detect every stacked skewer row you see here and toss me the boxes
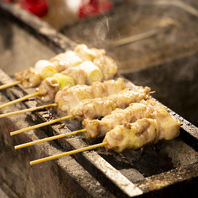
[0,44,181,166]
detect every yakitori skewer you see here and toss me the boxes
[1,78,125,119]
[10,86,151,136]
[30,115,181,165]
[0,73,74,110]
[2,44,115,92]
[8,45,83,90]
[0,50,118,110]
[0,103,57,119]
[14,98,180,150]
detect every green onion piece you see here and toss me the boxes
[53,73,75,90]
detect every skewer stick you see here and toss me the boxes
[30,142,107,165]
[0,81,21,90]
[149,91,156,94]
[0,103,57,118]
[0,92,41,110]
[10,114,74,136]
[15,128,86,149]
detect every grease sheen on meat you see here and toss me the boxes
[74,44,105,61]
[55,78,126,116]
[14,67,41,88]
[71,86,151,120]
[93,55,118,80]
[82,98,181,140]
[103,104,181,152]
[103,118,161,152]
[82,102,154,140]
[36,77,60,102]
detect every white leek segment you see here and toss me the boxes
[34,60,58,79]
[78,61,103,84]
[53,73,75,90]
[64,50,82,66]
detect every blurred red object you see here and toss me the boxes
[17,0,49,17]
[79,0,112,18]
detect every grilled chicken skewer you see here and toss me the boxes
[0,46,118,110]
[0,44,116,91]
[55,77,126,116]
[30,116,180,165]
[15,99,180,149]
[10,85,150,136]
[82,99,158,140]
[1,78,125,118]
[70,86,151,120]
[103,114,180,152]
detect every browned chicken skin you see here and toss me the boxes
[93,55,118,80]
[14,67,41,88]
[83,99,181,143]
[74,44,105,61]
[103,118,162,152]
[55,78,126,116]
[71,86,151,120]
[36,77,60,102]
[83,102,154,140]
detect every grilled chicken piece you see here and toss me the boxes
[62,67,87,85]
[49,53,70,72]
[14,67,41,88]
[62,61,103,85]
[50,51,82,72]
[83,98,181,140]
[82,102,154,140]
[74,44,105,61]
[103,116,180,152]
[36,77,59,102]
[55,78,126,116]
[93,55,118,80]
[71,86,151,120]
[103,118,161,152]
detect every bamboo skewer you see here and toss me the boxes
[0,81,21,90]
[30,142,107,165]
[10,114,74,136]
[15,128,86,149]
[0,92,41,110]
[0,103,57,118]
[149,91,156,94]
[15,91,158,148]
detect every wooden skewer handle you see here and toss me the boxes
[0,81,21,90]
[30,142,107,165]
[0,103,57,119]
[10,114,74,136]
[15,129,86,149]
[0,92,41,110]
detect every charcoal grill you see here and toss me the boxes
[0,1,198,198]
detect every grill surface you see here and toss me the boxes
[0,1,198,198]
